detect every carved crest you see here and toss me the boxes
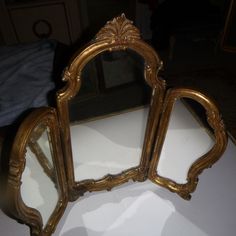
[95,13,141,42]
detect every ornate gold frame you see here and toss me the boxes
[4,107,68,236]
[148,88,228,200]
[56,14,165,200]
[1,14,230,236]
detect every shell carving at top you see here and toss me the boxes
[95,14,141,42]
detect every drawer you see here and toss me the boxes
[10,3,71,44]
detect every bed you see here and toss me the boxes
[0,40,57,127]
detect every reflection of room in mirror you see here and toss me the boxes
[77,58,98,97]
[21,147,59,226]
[28,126,55,182]
[70,108,149,181]
[157,100,214,184]
[36,128,53,166]
[101,50,145,88]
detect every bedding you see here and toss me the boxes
[0,40,57,127]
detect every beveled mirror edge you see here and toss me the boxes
[3,107,68,236]
[56,14,166,201]
[148,87,228,200]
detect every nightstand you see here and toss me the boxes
[0,0,82,45]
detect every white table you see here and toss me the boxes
[1,102,235,236]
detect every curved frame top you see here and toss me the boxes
[56,14,166,200]
[4,108,68,236]
[148,88,228,200]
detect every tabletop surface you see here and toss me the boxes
[1,101,235,236]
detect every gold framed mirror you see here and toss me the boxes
[56,14,165,200]
[4,107,68,236]
[148,88,228,200]
[0,13,230,236]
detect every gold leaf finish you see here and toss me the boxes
[4,108,68,235]
[148,88,228,200]
[57,14,165,201]
[95,14,140,42]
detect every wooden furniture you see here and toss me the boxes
[0,1,144,124]
[0,0,82,45]
[0,15,228,235]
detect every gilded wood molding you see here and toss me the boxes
[148,88,228,200]
[56,14,165,200]
[95,13,141,43]
[4,108,68,236]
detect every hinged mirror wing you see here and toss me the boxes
[148,88,228,200]
[4,108,68,236]
[56,14,165,200]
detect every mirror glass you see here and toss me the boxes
[100,50,144,89]
[71,108,149,181]
[68,49,149,122]
[68,49,150,181]
[20,123,59,226]
[157,99,214,184]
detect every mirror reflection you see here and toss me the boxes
[71,108,149,181]
[69,58,99,122]
[68,49,150,182]
[20,123,59,226]
[100,50,145,89]
[68,49,149,122]
[157,99,214,184]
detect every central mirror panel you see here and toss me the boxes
[69,49,149,182]
[57,14,165,200]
